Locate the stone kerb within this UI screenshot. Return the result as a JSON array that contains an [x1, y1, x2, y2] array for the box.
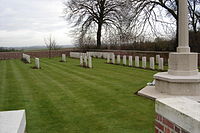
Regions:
[[0, 110, 26, 133], [155, 97, 200, 133]]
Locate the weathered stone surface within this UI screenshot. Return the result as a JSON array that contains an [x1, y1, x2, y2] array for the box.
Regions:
[[0, 110, 26, 133], [22, 53, 31, 63], [135, 56, 139, 67]]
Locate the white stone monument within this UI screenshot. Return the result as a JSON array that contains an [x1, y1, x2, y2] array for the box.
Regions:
[[135, 56, 140, 67], [129, 56, 133, 67], [150, 57, 155, 70], [0, 110, 26, 133], [156, 55, 160, 64], [88, 56, 92, 68], [117, 55, 121, 64], [123, 55, 126, 65], [107, 54, 110, 64], [154, 0, 200, 95], [112, 54, 115, 64], [61, 54, 66, 62], [158, 58, 164, 70], [35, 58, 40, 69], [84, 56, 87, 67], [142, 57, 146, 68], [80, 56, 83, 66]]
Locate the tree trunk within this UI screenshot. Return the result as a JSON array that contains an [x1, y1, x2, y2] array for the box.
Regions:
[[97, 23, 102, 49]]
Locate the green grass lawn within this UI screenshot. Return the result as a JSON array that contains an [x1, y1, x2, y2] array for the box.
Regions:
[[0, 57, 156, 133]]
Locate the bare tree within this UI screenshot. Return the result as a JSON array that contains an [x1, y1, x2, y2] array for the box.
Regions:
[[131, 0, 200, 50], [63, 0, 121, 49], [44, 35, 60, 58]]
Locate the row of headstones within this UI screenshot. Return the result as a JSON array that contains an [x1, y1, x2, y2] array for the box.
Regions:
[[107, 54, 164, 70], [86, 52, 113, 59], [70, 52, 114, 59], [80, 55, 92, 68]]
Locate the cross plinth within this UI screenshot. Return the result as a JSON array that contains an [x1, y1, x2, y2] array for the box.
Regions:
[[154, 0, 200, 96]]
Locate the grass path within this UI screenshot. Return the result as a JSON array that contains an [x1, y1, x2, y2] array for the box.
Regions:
[[0, 57, 156, 133]]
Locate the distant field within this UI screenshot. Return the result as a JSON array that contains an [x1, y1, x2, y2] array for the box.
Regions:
[[0, 57, 156, 133]]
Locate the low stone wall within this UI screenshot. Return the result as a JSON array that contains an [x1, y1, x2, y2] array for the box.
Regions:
[[155, 97, 200, 133], [0, 49, 77, 60]]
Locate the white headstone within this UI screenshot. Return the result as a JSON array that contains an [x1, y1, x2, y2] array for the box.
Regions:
[[150, 57, 155, 70], [112, 54, 115, 64], [107, 54, 110, 64], [135, 56, 140, 67], [80, 56, 83, 66], [142, 57, 146, 68], [159, 58, 164, 70], [156, 55, 160, 64], [62, 54, 66, 62], [117, 55, 121, 64], [35, 58, 40, 69], [88, 56, 92, 68], [129, 56, 133, 67], [123, 55, 126, 65], [84, 56, 87, 67]]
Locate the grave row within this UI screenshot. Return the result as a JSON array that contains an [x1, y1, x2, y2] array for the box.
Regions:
[[70, 52, 114, 59], [80, 55, 92, 68], [107, 54, 164, 70]]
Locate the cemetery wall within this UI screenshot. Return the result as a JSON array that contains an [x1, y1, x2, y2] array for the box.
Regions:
[[0, 49, 78, 60]]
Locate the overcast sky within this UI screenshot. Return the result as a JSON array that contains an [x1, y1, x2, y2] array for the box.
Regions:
[[0, 0, 73, 47]]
